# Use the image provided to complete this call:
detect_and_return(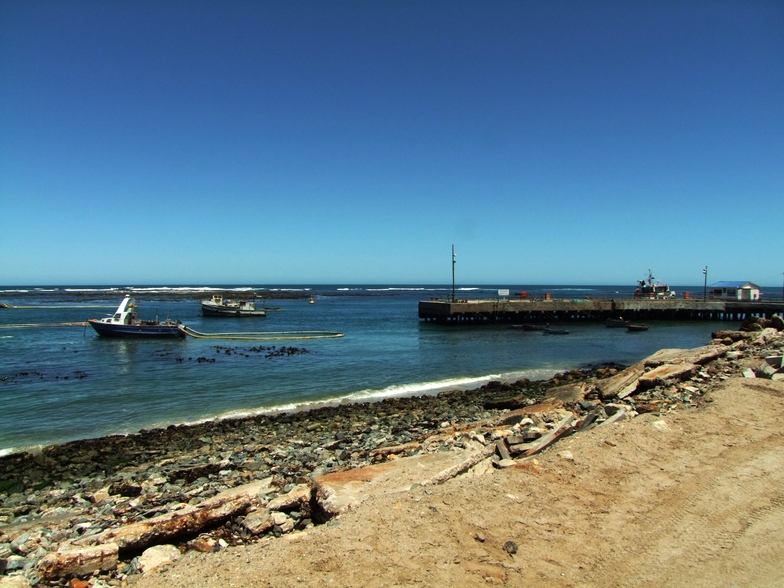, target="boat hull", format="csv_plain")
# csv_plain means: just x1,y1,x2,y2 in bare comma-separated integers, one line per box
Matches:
200,302,267,317
88,319,185,338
